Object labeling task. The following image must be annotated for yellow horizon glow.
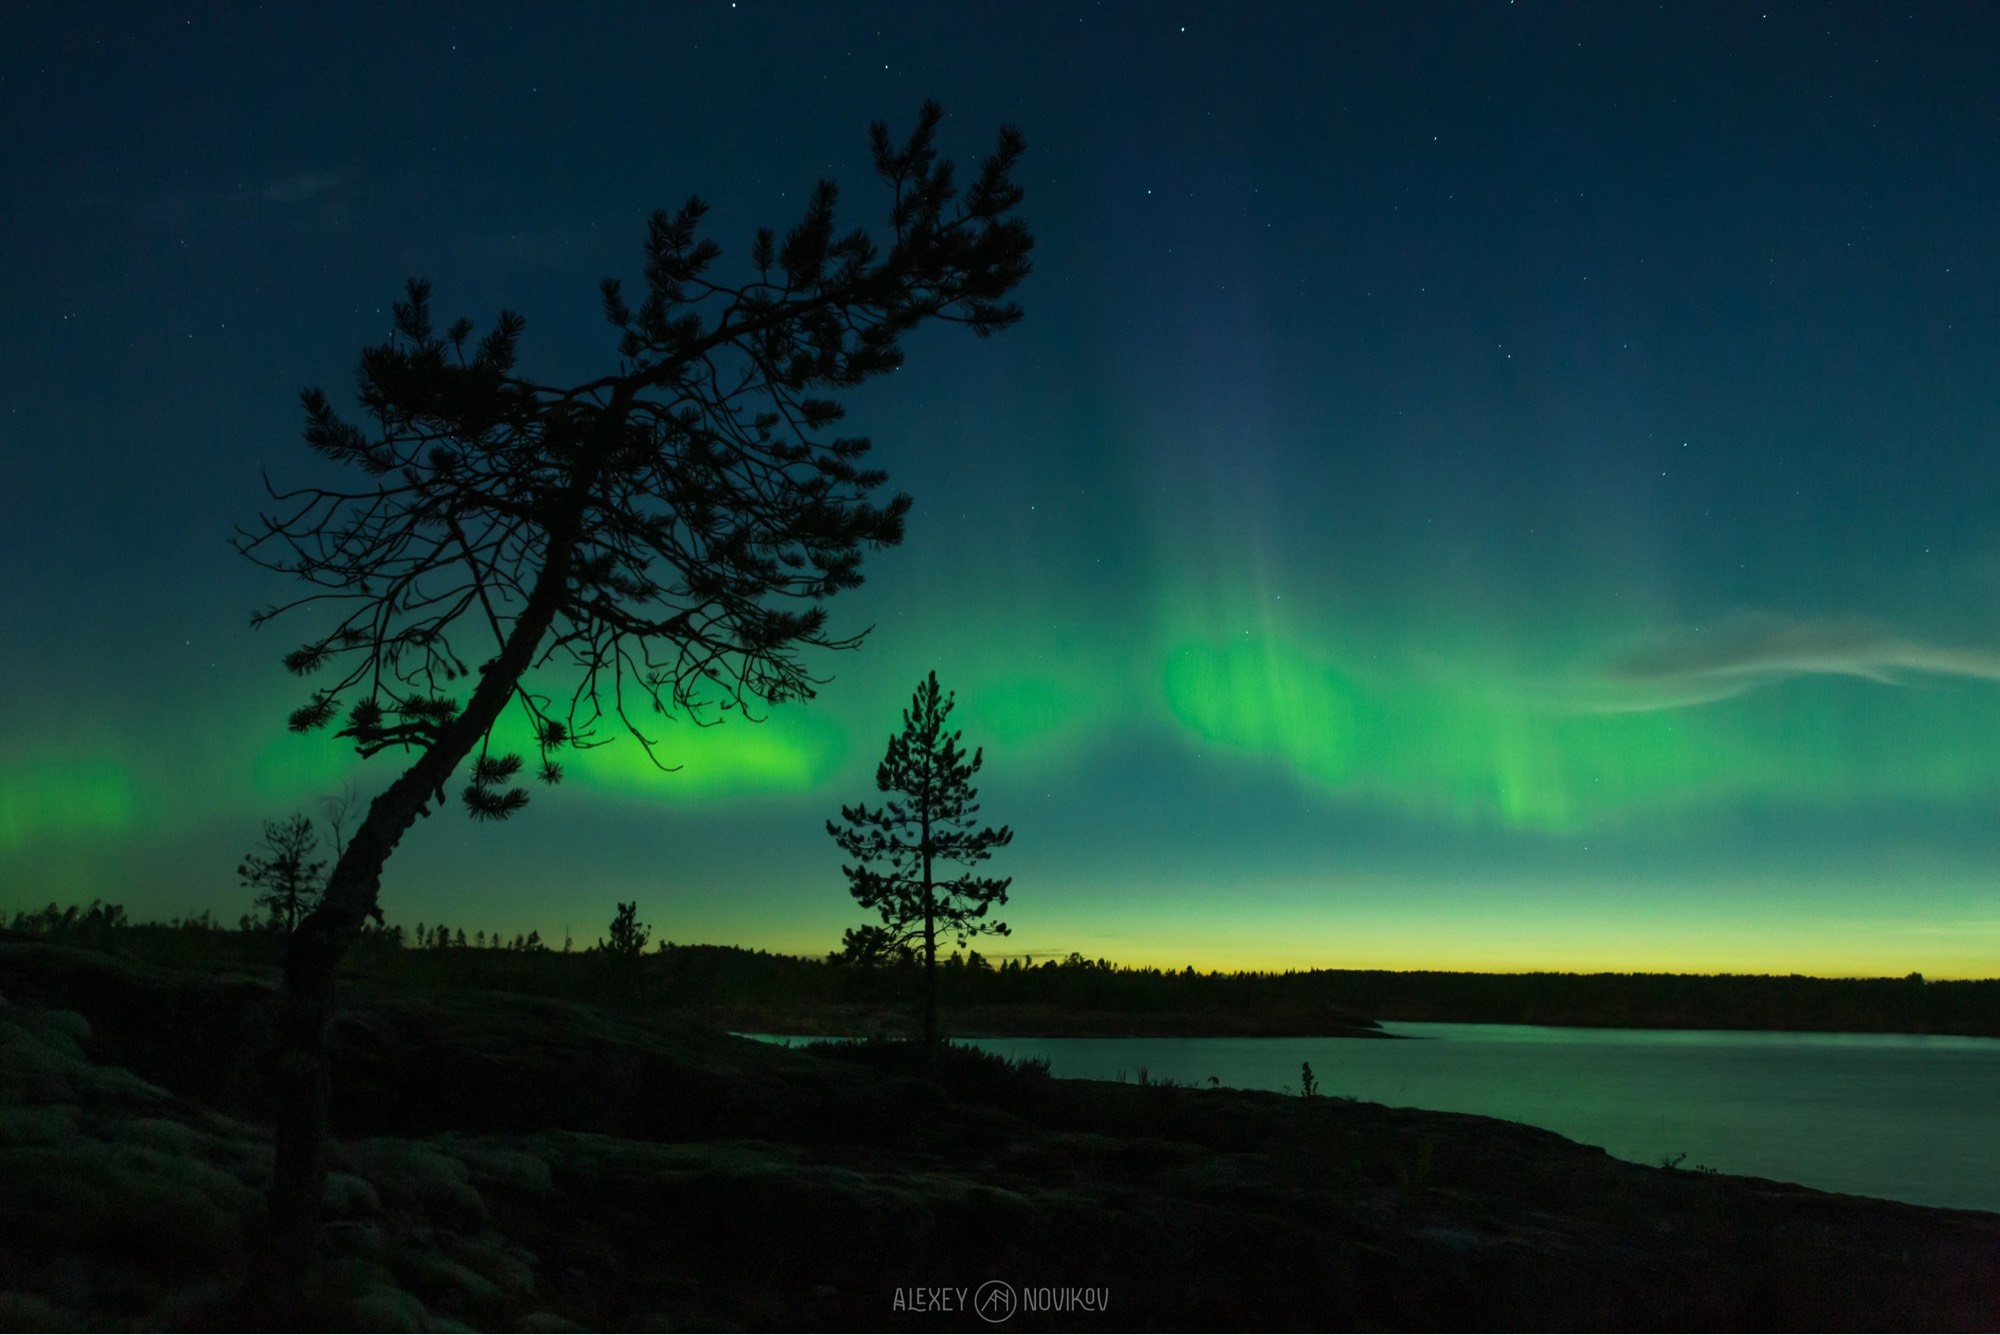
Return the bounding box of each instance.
[595,866,2000,983]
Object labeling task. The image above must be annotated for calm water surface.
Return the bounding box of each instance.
[877,1025,2000,1214]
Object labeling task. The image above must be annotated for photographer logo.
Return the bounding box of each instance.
[974,1280,1017,1323]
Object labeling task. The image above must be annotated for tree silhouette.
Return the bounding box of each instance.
[832,922,915,968]
[601,900,652,957]
[233,104,1031,1313]
[236,814,326,936]
[319,781,363,856]
[598,900,653,1000]
[828,671,1013,1048]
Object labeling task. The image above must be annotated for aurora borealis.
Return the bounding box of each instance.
[4,4,1998,976]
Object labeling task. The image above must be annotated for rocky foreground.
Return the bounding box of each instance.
[2,941,1996,1331]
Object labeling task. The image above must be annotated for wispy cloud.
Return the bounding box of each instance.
[145,167,351,227]
[1554,613,2000,713]
[256,170,345,204]
[1884,920,2000,937]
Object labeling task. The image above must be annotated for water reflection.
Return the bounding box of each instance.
[956,1024,2000,1214]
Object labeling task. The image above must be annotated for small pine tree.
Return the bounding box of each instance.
[828,671,1013,1048]
[601,901,651,958]
[237,815,326,936]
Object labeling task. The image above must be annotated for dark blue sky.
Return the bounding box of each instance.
[5,3,1999,973]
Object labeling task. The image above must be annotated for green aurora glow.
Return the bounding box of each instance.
[4,5,1999,979]
[1162,634,2000,832]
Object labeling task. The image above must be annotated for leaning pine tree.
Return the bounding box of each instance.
[234,104,1031,1315]
[828,671,1014,1048]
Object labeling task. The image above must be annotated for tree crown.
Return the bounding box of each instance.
[238,813,327,935]
[237,104,1032,821]
[600,900,652,959]
[828,670,1014,948]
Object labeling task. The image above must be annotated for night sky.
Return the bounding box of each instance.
[5,3,1999,975]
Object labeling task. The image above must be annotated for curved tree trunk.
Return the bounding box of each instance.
[242,542,576,1320]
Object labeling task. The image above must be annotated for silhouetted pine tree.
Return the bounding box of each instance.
[236,814,326,935]
[600,900,652,957]
[828,671,1013,1048]
[232,103,1032,1315]
[598,900,653,999]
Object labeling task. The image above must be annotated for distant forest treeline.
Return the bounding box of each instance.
[7,900,1997,1038]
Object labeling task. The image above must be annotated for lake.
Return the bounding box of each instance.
[765,1024,2000,1214]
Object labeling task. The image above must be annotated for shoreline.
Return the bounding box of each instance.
[5,939,2000,1329]
[689,999,2000,1043]
[687,1002,1399,1039]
